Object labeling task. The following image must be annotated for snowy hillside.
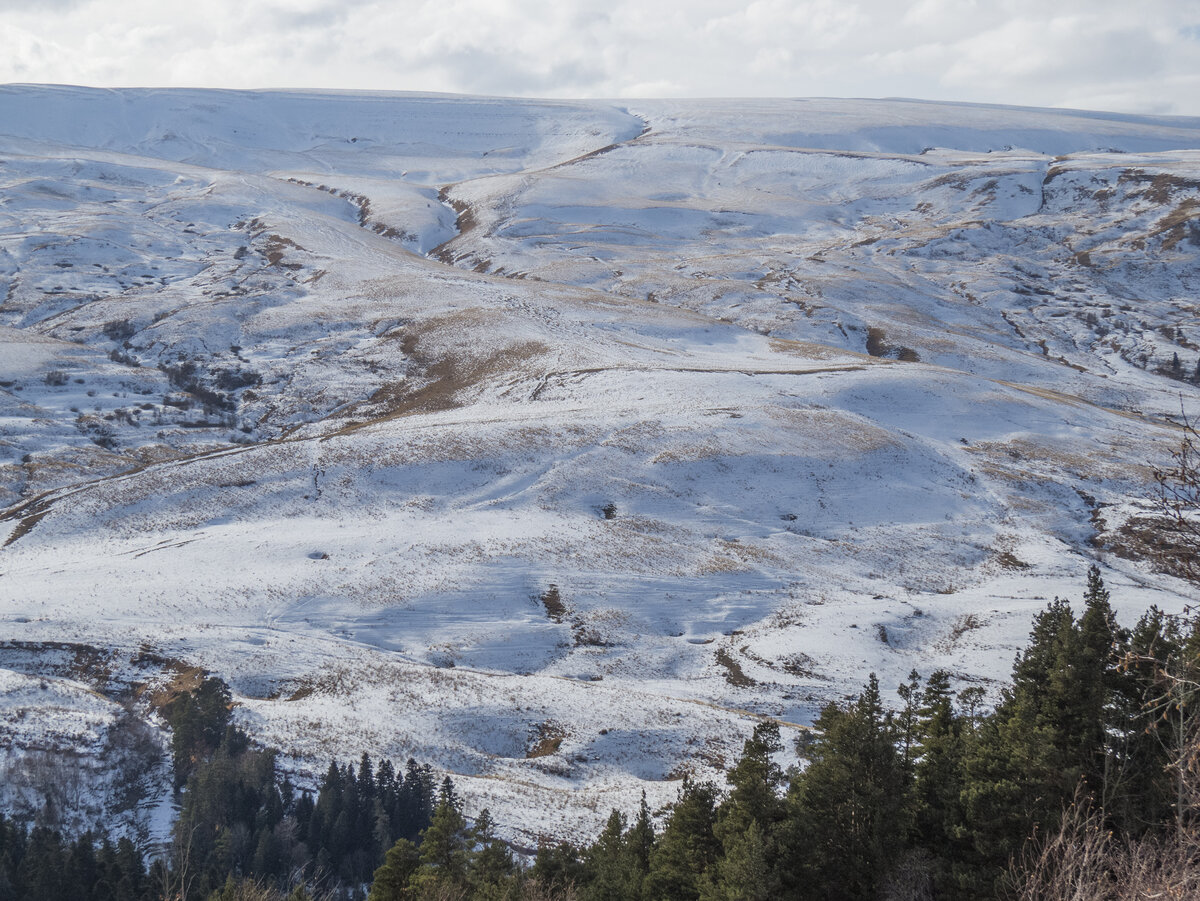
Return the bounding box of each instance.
[1,86,1199,845]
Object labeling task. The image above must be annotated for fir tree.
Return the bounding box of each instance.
[785,674,909,901]
[467,808,515,898]
[707,721,785,899]
[699,820,771,901]
[367,838,419,901]
[583,809,628,901]
[643,777,721,901]
[411,783,470,895]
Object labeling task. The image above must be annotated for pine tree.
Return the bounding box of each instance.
[699,820,771,901]
[410,783,469,895]
[531,841,586,896]
[958,591,1123,895]
[1106,606,1178,833]
[642,778,721,901]
[468,809,514,898]
[721,721,785,830]
[706,721,785,899]
[785,674,910,901]
[627,790,655,880]
[367,838,419,901]
[908,670,970,893]
[582,810,628,901]
[1078,566,1123,798]
[896,669,924,783]
[358,753,375,802]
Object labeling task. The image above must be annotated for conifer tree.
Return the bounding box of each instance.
[628,790,655,880]
[896,669,924,782]
[367,838,419,901]
[721,721,785,831]
[785,674,909,901]
[531,841,586,896]
[582,810,629,901]
[699,821,771,901]
[911,670,970,894]
[705,721,785,899]
[468,809,515,898]
[411,782,470,895]
[643,777,721,901]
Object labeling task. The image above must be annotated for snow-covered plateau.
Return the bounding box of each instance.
[1,85,1199,846]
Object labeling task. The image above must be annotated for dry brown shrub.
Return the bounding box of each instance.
[1153,412,1200,583]
[1011,795,1200,901]
[1013,715,1200,901]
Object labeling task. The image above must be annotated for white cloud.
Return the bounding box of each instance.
[0,0,1196,115]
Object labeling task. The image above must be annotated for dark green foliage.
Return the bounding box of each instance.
[0,817,153,901]
[641,777,721,901]
[703,722,785,901]
[785,674,911,900]
[369,791,522,900]
[467,810,516,899]
[582,810,631,901]
[546,568,1200,901]
[158,679,443,899]
[531,841,586,897]
[12,570,1200,901]
[367,838,419,900]
[910,670,972,892]
[410,781,471,894]
[3,671,443,901]
[579,795,654,901]
[956,576,1122,894]
[165,676,233,787]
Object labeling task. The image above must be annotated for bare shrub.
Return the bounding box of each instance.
[1013,703,1200,900]
[880,849,935,901]
[102,319,136,342]
[1011,794,1200,901]
[1154,411,1200,582]
[539,585,566,622]
[0,747,104,834]
[512,876,579,901]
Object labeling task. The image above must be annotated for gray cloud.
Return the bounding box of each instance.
[1,0,1197,116]
[0,0,85,8]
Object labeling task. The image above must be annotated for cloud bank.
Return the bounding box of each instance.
[1,0,1198,115]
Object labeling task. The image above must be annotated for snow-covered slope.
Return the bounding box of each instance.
[1,86,1199,844]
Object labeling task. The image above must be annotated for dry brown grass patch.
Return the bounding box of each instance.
[715,648,756,687]
[526,722,567,759]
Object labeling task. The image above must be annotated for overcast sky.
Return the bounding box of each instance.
[3,0,1199,116]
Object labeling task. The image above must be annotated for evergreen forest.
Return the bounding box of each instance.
[3,566,1200,900]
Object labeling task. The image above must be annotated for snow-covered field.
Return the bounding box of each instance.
[1,86,1199,845]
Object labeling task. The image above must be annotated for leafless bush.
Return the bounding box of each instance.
[0,749,90,828]
[1154,410,1200,582]
[1012,722,1200,900]
[511,876,579,901]
[102,319,136,342]
[1012,798,1200,901]
[103,709,166,815]
[879,849,935,901]
[539,585,566,622]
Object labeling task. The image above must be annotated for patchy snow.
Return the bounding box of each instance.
[1,87,1199,845]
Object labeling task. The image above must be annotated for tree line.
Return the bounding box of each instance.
[3,568,1198,900]
[0,673,446,900]
[496,567,1200,901]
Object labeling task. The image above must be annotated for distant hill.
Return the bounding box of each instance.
[1,87,1197,845]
